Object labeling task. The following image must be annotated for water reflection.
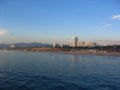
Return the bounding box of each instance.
[70,55,79,66]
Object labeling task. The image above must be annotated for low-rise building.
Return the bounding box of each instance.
[52,43,60,48]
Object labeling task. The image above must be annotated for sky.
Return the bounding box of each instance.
[0,0,120,44]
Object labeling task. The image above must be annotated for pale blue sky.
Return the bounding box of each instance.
[0,0,120,44]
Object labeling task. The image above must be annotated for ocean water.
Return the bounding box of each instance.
[0,51,120,90]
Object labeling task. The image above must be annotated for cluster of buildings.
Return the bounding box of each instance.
[53,36,97,48]
[70,36,97,47]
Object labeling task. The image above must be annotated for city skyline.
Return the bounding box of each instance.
[0,0,120,44]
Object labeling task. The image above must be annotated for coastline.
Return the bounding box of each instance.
[40,51,120,57]
[1,49,120,57]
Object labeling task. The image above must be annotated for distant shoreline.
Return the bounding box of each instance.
[1,47,120,57]
[35,50,120,57]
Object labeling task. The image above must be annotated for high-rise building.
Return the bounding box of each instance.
[70,36,78,47]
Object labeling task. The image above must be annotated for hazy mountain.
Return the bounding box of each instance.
[0,42,52,48]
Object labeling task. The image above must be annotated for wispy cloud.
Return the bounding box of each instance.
[96,23,112,31]
[0,29,8,35]
[103,24,112,28]
[112,15,120,20]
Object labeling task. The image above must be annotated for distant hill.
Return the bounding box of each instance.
[0,42,52,48]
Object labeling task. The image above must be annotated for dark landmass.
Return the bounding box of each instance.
[0,42,52,48]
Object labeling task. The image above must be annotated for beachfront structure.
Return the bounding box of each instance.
[85,42,97,47]
[52,43,60,48]
[9,45,16,48]
[53,43,70,48]
[77,41,85,47]
[77,41,97,47]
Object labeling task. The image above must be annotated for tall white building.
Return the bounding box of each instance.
[70,36,78,47]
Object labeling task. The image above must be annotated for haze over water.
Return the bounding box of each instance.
[0,51,120,90]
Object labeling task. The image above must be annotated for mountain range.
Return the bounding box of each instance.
[0,42,52,48]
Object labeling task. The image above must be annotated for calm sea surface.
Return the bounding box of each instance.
[0,51,120,90]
